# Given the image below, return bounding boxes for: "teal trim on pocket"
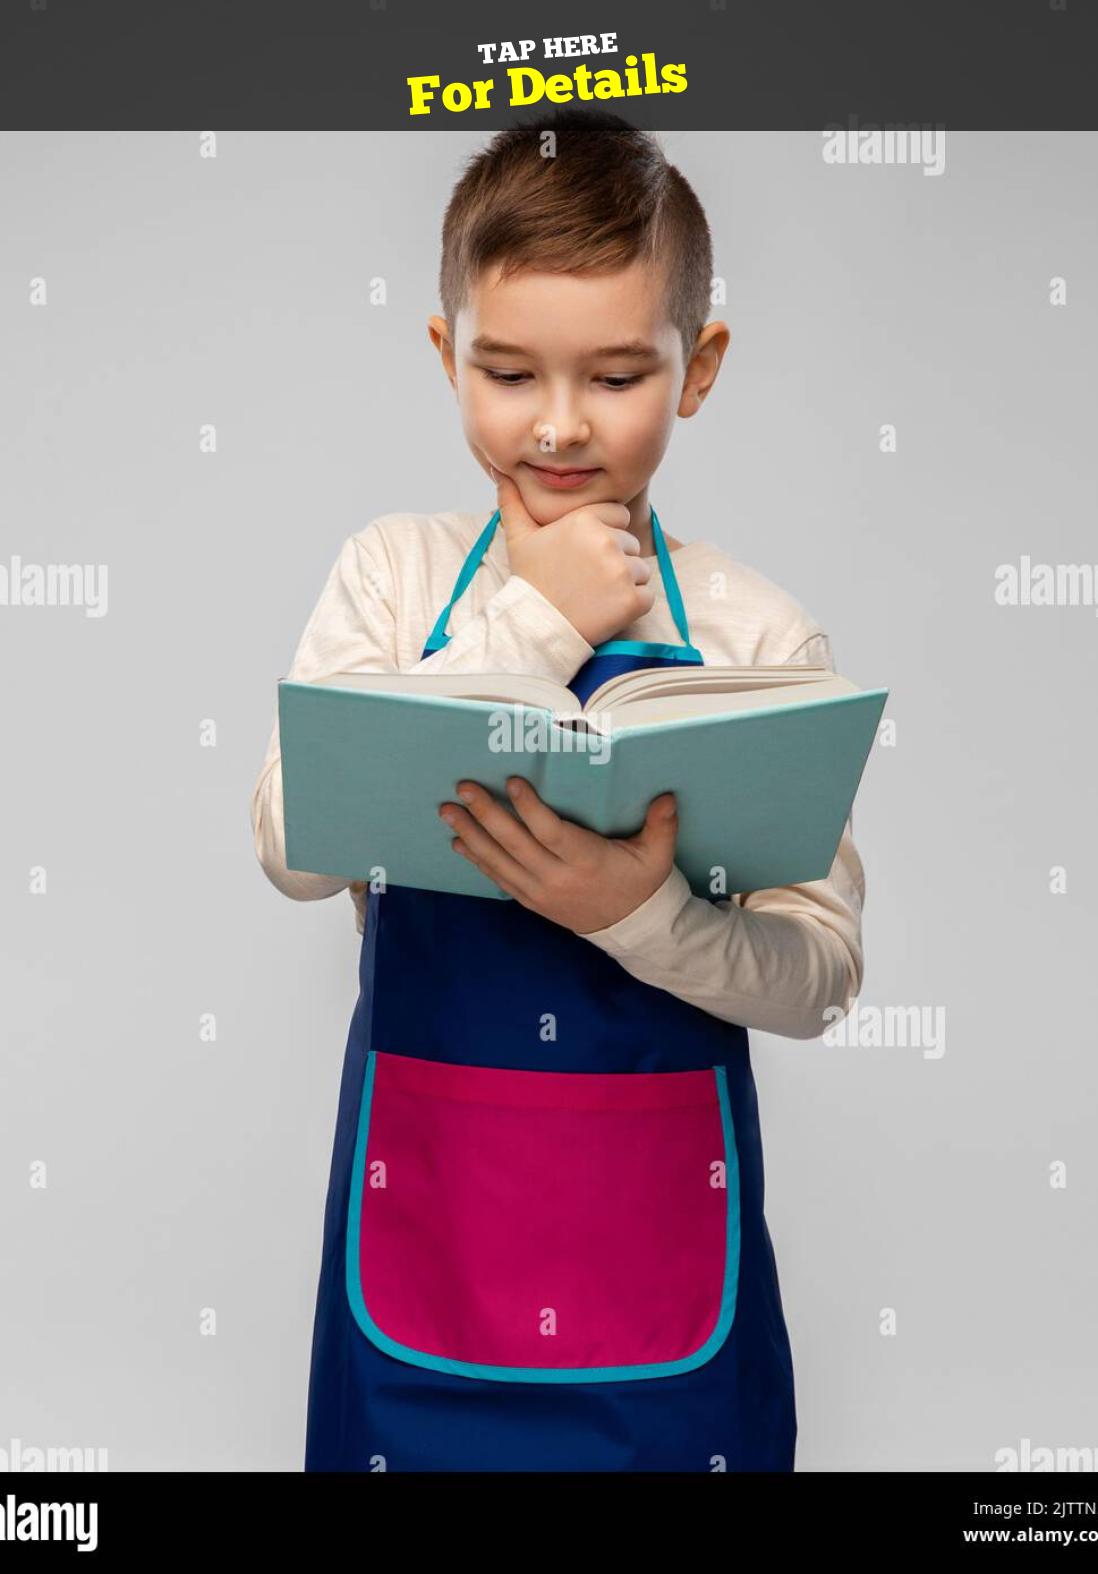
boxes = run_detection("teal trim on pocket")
[344,1051,741,1383]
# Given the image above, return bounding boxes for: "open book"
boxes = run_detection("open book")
[277,665,888,901]
[295,662,861,725]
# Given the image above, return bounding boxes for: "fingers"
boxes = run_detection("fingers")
[627,555,652,584]
[604,520,651,582]
[446,816,534,893]
[633,581,657,615]
[503,777,571,856]
[450,833,528,896]
[587,502,633,531]
[440,782,557,885]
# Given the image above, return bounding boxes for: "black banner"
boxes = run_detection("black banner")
[0,0,1094,130]
[2,1469,1096,1557]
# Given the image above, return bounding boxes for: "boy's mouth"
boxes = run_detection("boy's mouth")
[522,461,601,491]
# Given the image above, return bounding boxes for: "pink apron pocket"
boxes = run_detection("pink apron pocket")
[346,1050,740,1382]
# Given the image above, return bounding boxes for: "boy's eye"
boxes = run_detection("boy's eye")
[480,369,645,390]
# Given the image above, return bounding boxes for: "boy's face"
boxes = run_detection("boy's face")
[430,259,726,526]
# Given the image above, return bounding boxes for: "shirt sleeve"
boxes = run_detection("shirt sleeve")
[577,630,867,1040]
[249,523,594,912]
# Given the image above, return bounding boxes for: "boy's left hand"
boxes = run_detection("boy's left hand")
[438,778,678,934]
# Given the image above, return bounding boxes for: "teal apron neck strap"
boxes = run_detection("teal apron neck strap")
[423,505,693,652]
[649,507,692,648]
[423,510,502,652]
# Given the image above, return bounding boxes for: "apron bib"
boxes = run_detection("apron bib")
[303,507,797,1471]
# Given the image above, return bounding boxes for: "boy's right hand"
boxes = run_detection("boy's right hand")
[492,468,656,648]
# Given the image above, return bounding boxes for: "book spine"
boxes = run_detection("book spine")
[542,722,615,835]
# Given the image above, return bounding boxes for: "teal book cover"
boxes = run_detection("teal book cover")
[279,680,889,900]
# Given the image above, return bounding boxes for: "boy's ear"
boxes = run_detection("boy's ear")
[427,314,459,392]
[678,321,731,418]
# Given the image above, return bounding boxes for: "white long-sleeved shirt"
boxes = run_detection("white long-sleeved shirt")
[250,509,867,1040]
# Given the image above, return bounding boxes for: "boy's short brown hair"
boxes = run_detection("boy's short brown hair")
[439,108,714,364]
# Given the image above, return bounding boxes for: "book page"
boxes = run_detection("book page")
[582,664,833,712]
[306,669,571,711]
[591,675,858,731]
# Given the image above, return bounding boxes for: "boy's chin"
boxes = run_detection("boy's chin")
[514,471,618,526]
[523,498,594,528]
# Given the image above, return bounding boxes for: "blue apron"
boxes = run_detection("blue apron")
[303,507,797,1472]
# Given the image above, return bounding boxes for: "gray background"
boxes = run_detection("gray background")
[1,131,1094,1471]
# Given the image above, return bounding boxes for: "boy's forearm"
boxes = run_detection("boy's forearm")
[580,824,865,1041]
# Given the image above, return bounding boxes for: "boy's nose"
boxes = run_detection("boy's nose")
[532,411,592,451]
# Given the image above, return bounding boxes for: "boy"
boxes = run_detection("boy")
[251,108,865,1472]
